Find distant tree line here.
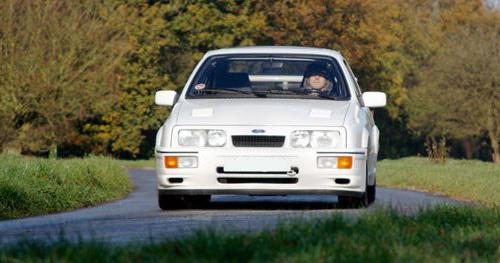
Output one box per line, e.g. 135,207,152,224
0,0,498,163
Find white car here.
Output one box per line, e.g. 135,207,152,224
154,46,386,209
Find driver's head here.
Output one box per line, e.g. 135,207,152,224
304,63,332,91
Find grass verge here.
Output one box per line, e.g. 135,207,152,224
0,154,132,220
116,158,155,169
377,157,500,206
0,206,498,262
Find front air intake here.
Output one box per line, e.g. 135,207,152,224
232,135,285,147
217,178,298,184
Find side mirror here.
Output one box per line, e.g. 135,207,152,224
362,92,386,108
155,90,177,106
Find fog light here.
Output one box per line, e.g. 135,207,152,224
337,156,352,169
164,156,178,168
317,157,337,169
178,156,198,168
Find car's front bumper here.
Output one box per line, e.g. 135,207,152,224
155,148,367,197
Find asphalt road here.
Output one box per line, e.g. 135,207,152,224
0,169,463,245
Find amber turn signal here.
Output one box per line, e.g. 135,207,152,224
164,156,178,168
337,156,352,169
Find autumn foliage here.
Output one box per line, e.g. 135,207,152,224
0,0,498,162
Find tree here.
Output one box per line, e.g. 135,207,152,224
94,1,267,158
407,12,500,163
84,3,173,158
0,0,130,156
257,0,417,118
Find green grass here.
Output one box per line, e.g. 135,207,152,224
1,156,498,261
0,206,498,262
0,154,132,220
116,158,155,169
377,157,500,206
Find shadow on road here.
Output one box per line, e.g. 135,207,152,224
165,195,360,210
203,201,342,210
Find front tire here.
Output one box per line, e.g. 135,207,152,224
338,160,375,208
337,192,369,208
158,194,182,210
367,179,376,204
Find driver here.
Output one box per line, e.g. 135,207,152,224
303,63,333,96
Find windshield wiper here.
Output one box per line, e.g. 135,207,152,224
251,89,338,100
203,88,255,95
204,88,270,97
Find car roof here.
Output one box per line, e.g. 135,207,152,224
205,46,343,59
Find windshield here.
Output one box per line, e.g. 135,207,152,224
186,55,350,100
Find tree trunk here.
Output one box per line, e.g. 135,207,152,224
49,144,58,159
462,137,474,159
488,132,500,164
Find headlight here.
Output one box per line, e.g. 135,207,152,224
178,130,207,147
290,130,341,148
207,130,226,147
178,129,226,147
290,130,310,148
310,131,340,148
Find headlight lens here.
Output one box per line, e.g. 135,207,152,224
178,156,198,168
207,130,226,147
178,130,207,147
178,129,226,147
290,130,310,148
291,130,341,148
310,131,340,148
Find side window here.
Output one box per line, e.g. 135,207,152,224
343,60,364,105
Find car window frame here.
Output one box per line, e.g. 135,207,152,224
343,59,365,107
184,54,352,100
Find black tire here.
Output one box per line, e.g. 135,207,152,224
338,160,373,208
158,194,211,210
367,179,376,204
337,191,369,208
158,194,183,210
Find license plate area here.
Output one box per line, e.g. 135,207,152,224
222,157,291,173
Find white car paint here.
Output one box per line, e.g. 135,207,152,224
174,99,349,126
155,46,386,202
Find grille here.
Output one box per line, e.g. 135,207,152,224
232,135,285,147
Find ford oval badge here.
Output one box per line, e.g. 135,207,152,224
252,129,266,134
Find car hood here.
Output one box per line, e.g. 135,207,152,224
175,99,350,126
